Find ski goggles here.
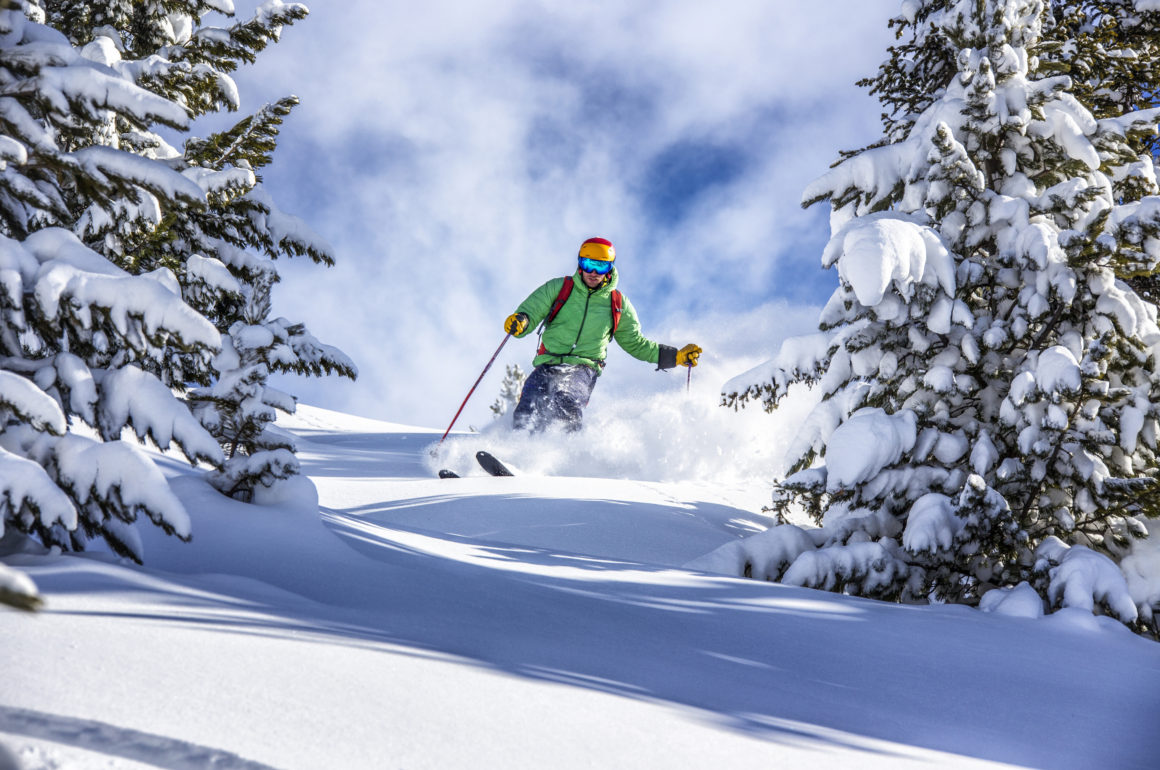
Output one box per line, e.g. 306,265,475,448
578,257,614,275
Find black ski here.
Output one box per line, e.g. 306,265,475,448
476,450,514,477
438,469,460,479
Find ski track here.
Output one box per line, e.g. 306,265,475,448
0,706,277,770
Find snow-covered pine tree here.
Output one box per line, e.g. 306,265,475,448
178,95,355,501
720,0,1160,635
41,2,357,500
188,271,296,502
189,270,355,501
45,0,309,123
162,91,355,501
1042,2,1160,152
44,3,318,352
0,1,225,562
1038,1,1160,303
490,364,526,419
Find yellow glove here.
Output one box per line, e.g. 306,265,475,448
504,313,529,335
676,343,702,367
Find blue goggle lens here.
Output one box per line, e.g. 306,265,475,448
578,257,613,275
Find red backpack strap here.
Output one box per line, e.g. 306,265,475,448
537,276,575,356
545,276,574,325
610,290,623,336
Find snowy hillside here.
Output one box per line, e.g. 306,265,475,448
2,404,1159,769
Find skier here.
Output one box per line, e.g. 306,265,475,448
503,237,701,432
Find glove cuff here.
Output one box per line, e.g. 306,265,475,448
656,344,677,371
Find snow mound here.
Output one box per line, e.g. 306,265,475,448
979,582,1045,619
1037,537,1139,624
685,524,818,580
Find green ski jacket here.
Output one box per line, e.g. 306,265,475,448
513,268,675,373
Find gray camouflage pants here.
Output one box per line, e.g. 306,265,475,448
512,364,599,432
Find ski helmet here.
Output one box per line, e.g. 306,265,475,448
578,237,615,262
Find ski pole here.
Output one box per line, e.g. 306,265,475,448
440,332,512,444
686,363,692,393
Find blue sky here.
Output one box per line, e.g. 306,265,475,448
212,0,900,427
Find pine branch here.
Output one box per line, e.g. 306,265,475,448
186,96,299,172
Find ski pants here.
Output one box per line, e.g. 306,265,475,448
512,364,599,432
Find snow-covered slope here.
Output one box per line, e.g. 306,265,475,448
2,405,1159,769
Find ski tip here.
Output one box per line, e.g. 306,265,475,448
438,469,460,479
475,450,515,477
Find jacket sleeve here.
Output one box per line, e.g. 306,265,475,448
513,277,566,338
613,295,676,368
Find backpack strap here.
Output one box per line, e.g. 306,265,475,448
545,276,574,326
537,276,575,356
536,278,623,358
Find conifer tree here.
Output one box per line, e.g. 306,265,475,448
490,364,526,419
0,0,351,577
178,95,355,501
40,1,357,500
189,270,354,501
1039,1,1160,301
0,0,224,562
721,0,1160,635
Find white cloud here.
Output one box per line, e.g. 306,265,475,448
224,0,899,427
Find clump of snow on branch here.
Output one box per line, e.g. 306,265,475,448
822,215,955,311
824,408,917,489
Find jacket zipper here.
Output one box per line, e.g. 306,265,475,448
569,288,594,353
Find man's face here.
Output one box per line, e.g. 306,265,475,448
580,268,605,288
